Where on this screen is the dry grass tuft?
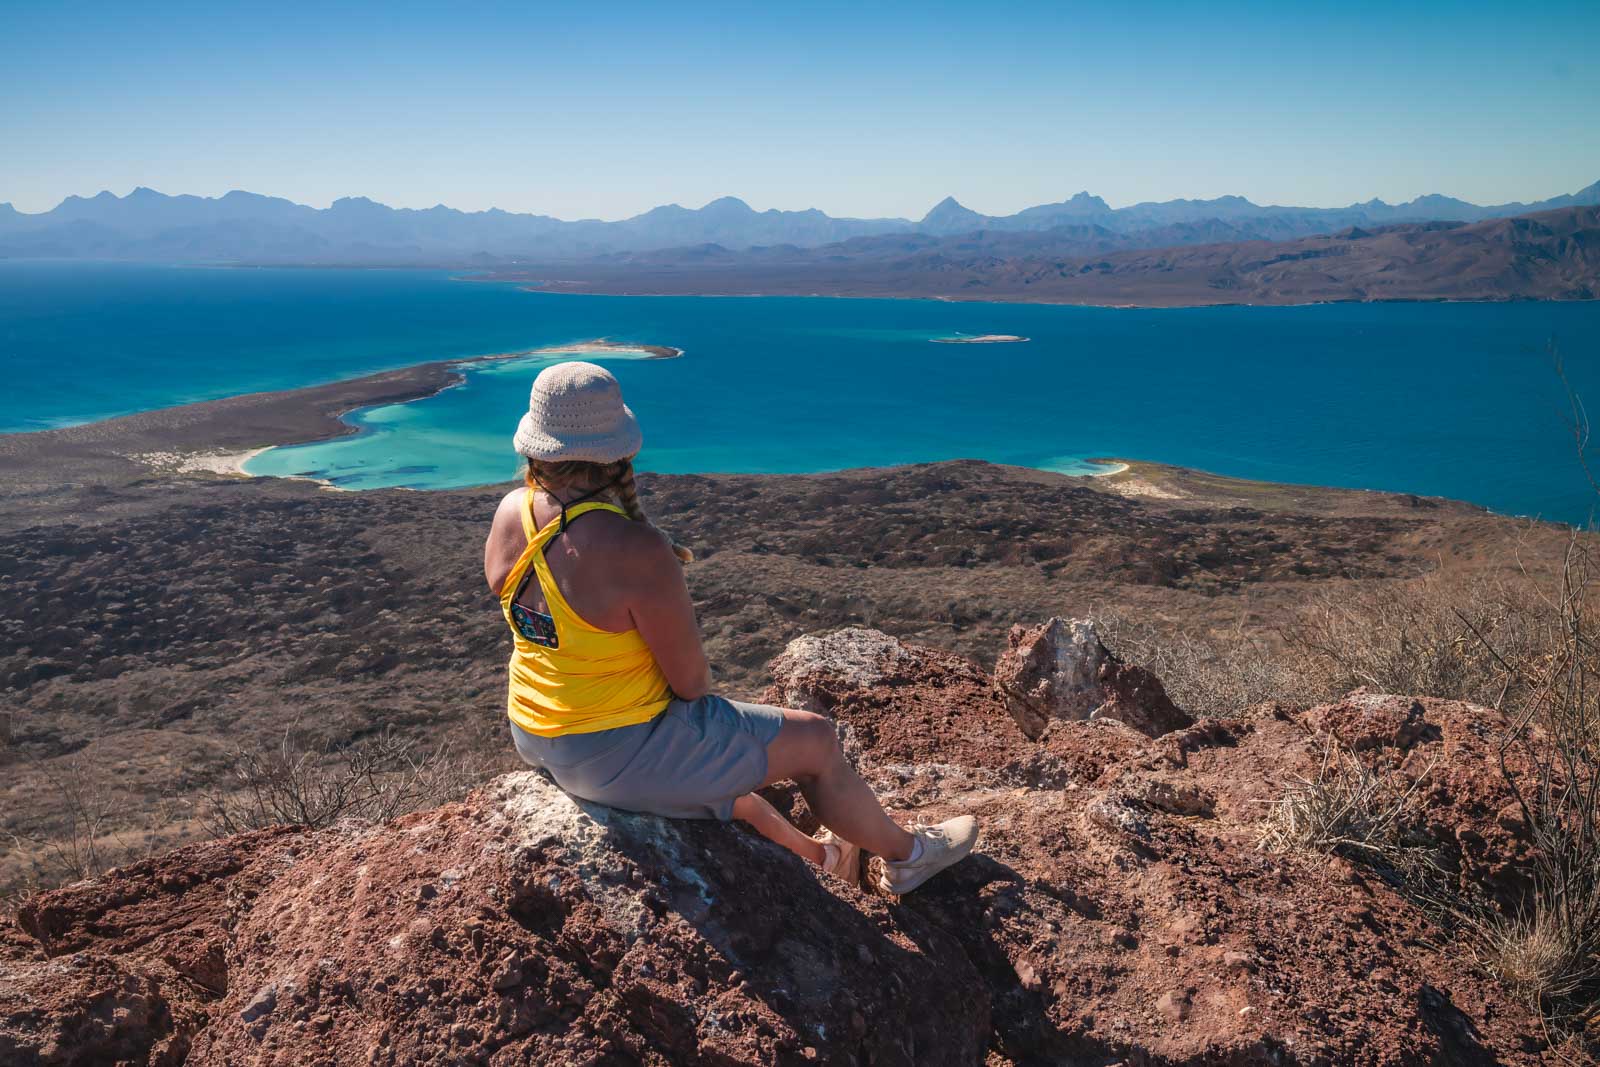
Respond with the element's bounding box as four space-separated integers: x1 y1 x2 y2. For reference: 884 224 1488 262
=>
1465 529 1600 1046
1258 742 1437 881
1470 904 1600 1010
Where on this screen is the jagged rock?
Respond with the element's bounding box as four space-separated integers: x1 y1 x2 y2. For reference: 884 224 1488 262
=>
488 951 523 991
0 951 199 1067
1 629 1561 1065
762 627 1017 780
993 617 1193 738
1321 695 1540 910
2 827 309 1067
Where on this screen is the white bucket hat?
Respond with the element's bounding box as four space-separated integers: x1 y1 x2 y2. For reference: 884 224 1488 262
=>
512 361 643 463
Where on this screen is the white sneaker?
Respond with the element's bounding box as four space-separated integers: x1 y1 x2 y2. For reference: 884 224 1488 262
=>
876 816 979 894
819 830 861 884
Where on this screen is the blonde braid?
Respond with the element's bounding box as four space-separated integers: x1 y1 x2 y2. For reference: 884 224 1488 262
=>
617 460 693 564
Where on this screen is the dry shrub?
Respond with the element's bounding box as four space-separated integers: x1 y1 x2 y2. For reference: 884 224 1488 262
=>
1285 569 1545 712
1258 741 1438 882
1 756 173 901
1091 611 1326 715
1464 532 1600 1047
1282 535 1600 1043
1392 513 1596 1049
31 757 123 883
199 725 478 836
1099 543 1557 720
0 713 514 899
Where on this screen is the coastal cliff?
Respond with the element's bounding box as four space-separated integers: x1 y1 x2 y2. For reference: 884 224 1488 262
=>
1 626 1554 1065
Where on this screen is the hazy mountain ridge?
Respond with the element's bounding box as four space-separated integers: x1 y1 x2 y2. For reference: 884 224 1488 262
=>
502 206 1600 306
2 180 1596 264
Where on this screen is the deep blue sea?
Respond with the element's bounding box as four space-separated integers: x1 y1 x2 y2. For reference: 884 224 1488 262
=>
3 261 1599 523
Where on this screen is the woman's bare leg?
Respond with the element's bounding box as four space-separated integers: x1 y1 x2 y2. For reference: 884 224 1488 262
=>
731 793 827 866
761 710 915 861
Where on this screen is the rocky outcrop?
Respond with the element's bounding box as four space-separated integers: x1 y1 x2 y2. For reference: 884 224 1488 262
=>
4 774 982 1067
2 625 1556 1065
764 627 933 715
993 616 1193 738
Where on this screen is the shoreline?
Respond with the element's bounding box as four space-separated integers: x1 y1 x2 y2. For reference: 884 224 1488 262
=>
0 359 469 509
138 446 270 477
0 346 1509 534
240 338 682 479
0 338 683 492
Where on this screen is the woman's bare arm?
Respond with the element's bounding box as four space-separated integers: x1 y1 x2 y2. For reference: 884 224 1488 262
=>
622 526 712 700
483 490 527 595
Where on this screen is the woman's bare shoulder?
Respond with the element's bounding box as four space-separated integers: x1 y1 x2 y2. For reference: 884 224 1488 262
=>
484 488 532 594
609 518 678 576
486 488 530 550
493 487 529 524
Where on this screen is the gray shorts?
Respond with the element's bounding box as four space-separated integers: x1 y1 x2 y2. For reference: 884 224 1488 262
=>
509 695 787 821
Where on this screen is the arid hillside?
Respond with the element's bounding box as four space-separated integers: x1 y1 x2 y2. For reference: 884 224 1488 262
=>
0 455 1557 895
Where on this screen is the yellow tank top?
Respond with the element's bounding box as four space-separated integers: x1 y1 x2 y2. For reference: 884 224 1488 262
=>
500 495 673 737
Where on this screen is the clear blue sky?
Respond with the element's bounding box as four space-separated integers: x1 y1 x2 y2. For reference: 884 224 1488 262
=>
3 0 1597 219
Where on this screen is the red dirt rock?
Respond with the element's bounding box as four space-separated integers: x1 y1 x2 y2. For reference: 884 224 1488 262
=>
2 627 1554 1065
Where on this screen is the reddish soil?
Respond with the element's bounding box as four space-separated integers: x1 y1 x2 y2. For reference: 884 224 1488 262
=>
2 629 1556 1065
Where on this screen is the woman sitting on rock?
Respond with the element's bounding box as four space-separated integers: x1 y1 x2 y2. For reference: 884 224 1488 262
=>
484 361 977 893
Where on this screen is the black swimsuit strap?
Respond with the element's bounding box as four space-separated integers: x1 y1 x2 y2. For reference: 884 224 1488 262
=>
514 475 622 605
529 473 621 533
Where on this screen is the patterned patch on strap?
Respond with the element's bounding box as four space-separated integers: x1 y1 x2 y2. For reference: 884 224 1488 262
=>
510 603 560 648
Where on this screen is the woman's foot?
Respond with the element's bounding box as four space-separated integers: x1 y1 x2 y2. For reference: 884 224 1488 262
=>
818 830 861 883
875 816 979 894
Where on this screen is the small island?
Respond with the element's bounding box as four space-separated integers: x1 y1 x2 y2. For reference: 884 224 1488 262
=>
522 338 683 360
931 334 1029 344
460 338 683 366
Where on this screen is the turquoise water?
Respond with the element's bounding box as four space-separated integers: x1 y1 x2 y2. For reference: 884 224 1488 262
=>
3 261 1599 523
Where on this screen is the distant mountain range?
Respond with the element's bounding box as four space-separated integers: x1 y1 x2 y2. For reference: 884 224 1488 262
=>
2 181 1597 265
496 207 1600 307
